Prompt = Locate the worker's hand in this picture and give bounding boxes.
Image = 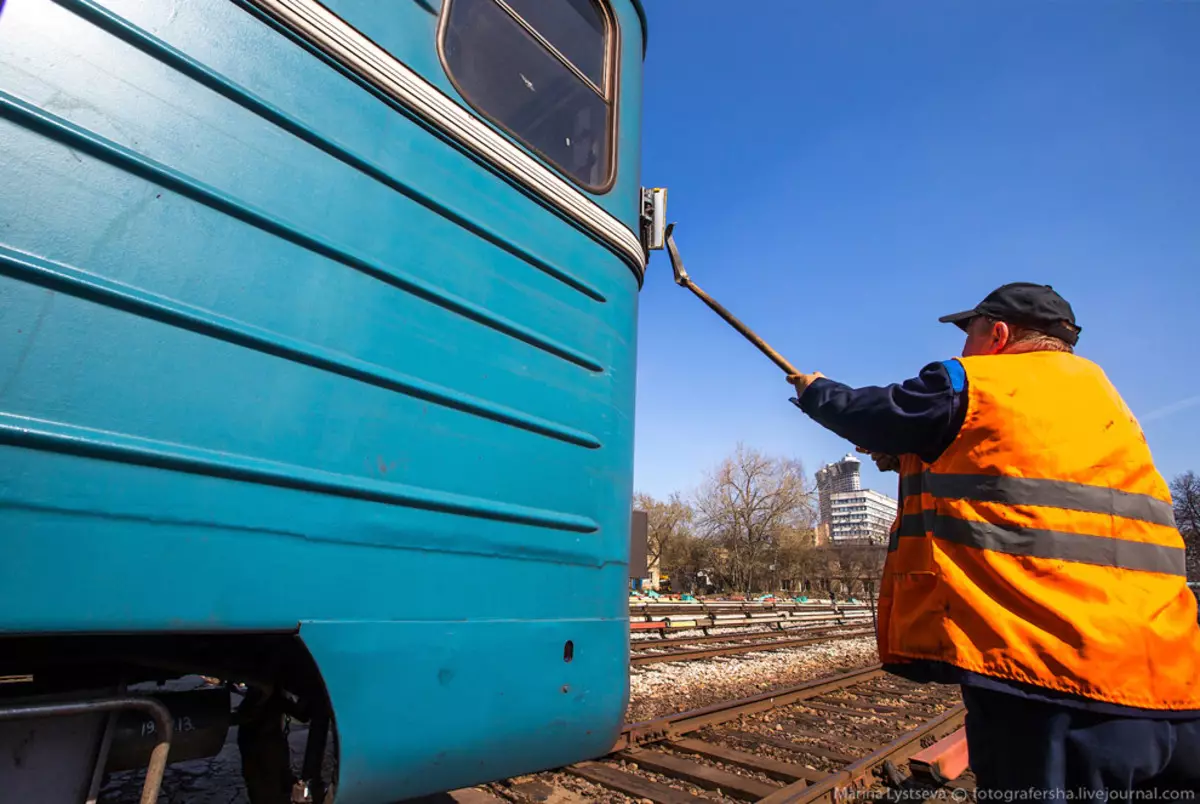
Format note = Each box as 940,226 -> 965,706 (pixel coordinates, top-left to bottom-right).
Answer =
787,372 -> 825,398
856,446 -> 900,473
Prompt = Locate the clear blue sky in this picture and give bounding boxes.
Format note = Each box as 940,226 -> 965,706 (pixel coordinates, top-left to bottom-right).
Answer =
631,2 -> 1200,502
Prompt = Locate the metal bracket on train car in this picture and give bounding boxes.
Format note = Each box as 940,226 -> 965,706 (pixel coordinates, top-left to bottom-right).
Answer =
639,187 -> 668,256
663,223 -> 802,377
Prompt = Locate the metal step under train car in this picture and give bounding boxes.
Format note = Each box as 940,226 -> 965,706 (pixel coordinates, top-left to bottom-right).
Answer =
0,0 -> 664,801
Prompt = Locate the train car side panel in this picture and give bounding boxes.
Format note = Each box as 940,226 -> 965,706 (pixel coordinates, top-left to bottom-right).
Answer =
0,0 -> 647,798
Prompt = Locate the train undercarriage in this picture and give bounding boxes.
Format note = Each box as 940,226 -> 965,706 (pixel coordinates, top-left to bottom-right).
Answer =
0,633 -> 337,804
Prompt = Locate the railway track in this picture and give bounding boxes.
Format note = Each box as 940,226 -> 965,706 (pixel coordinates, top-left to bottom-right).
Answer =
629,626 -> 874,666
628,602 -> 875,634
478,666 -> 972,803
628,602 -> 875,658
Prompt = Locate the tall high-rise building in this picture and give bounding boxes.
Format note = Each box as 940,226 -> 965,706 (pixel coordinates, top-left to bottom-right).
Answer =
816,454 -> 862,522
815,454 -> 897,546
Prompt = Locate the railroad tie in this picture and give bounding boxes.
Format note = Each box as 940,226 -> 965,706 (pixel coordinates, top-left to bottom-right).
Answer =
720,730 -> 859,765
759,705 -> 969,804
795,700 -> 916,721
775,725 -> 887,752
617,749 -> 782,802
856,682 -> 931,698
668,737 -> 825,783
807,696 -> 916,715
566,761 -> 705,804
404,789 -> 506,803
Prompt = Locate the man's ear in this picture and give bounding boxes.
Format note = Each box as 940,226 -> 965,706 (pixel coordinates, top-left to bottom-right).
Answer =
991,320 -> 1011,354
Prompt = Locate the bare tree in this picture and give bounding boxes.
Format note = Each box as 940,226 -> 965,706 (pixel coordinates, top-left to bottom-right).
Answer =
633,491 -> 693,577
664,532 -> 716,595
775,525 -> 819,594
827,545 -> 886,599
1170,471 -> 1200,582
693,444 -> 817,595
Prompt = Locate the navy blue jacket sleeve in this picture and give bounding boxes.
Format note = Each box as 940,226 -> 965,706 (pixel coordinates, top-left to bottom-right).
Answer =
791,360 -> 968,464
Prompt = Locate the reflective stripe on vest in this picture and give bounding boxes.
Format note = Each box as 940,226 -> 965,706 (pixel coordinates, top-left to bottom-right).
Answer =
898,472 -> 1177,527
891,511 -> 1185,576
892,472 -> 1185,576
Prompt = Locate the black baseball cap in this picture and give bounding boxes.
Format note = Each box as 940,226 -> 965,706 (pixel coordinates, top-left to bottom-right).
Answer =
938,282 -> 1081,346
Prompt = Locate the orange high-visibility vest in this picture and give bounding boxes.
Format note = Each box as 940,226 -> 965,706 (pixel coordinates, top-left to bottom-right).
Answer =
877,351 -> 1200,710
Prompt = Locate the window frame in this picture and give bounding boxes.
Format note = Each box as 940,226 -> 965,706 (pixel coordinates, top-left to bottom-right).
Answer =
436,0 -> 622,194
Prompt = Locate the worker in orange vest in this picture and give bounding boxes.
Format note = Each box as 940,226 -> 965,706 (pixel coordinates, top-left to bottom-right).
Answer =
787,283 -> 1200,799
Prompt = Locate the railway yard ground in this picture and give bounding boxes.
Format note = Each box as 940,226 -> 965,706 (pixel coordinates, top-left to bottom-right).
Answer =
97,600 -> 976,804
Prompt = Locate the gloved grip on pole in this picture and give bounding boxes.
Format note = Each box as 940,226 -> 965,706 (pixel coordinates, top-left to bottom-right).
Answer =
664,223 -> 801,377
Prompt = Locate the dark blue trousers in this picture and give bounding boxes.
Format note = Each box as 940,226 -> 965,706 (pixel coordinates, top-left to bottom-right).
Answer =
962,686 -> 1200,801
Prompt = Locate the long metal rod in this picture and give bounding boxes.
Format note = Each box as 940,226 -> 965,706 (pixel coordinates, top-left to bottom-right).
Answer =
85,711 -> 119,804
664,224 -> 801,377
0,696 -> 174,804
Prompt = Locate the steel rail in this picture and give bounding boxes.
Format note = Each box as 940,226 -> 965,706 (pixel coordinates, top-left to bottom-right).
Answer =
630,630 -> 874,666
757,703 -> 968,803
630,623 -> 858,649
613,665 -> 885,751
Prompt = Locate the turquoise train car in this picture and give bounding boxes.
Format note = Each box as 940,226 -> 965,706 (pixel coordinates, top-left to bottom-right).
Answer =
0,0 -> 657,801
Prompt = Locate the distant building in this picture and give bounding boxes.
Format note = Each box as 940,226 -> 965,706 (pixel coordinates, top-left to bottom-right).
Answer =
829,489 -> 898,546
816,454 -> 862,521
816,454 -> 898,546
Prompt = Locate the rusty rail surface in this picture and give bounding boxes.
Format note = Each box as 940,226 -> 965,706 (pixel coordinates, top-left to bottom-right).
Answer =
758,705 -> 967,803
631,623 -> 854,649
909,726 -> 970,784
614,665 -> 885,752
457,665 -> 970,803
597,666 -> 966,801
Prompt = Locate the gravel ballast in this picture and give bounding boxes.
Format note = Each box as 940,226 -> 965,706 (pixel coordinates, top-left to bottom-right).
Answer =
626,635 -> 880,722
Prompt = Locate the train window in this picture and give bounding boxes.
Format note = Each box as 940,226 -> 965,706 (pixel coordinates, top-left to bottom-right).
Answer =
501,0 -> 607,88
440,0 -> 616,191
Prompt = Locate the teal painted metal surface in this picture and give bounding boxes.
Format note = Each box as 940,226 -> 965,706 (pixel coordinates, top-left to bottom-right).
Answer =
0,0 -> 645,800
